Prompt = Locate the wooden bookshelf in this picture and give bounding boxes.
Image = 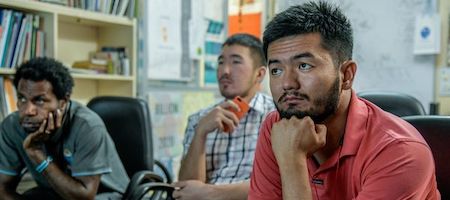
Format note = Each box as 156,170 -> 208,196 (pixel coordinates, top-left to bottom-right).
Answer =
436,0 -> 450,115
0,0 -> 137,105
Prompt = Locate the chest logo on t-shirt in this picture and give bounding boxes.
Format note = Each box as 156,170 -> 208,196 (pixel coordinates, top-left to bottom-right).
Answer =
63,148 -> 73,166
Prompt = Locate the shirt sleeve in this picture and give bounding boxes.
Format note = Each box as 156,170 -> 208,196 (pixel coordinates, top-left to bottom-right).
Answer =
0,119 -> 24,176
181,113 -> 200,157
70,123 -> 113,177
355,140 -> 439,200
248,112 -> 283,200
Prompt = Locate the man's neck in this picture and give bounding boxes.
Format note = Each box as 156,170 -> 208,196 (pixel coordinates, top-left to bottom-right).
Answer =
313,90 -> 352,165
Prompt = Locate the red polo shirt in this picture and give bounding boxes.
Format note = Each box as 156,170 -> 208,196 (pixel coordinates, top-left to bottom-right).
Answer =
249,91 -> 440,200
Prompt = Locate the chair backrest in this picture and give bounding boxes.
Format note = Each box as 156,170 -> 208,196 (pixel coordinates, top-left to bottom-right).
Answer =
402,115 -> 450,199
358,91 -> 426,117
87,96 -> 154,177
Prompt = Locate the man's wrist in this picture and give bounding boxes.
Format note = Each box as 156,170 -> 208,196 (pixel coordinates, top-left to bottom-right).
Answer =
35,156 -> 53,173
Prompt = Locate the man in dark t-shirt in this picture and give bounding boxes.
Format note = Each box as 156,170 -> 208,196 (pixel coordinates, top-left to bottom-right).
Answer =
0,57 -> 129,199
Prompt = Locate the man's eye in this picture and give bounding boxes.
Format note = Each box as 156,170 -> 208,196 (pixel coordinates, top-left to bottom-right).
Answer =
218,60 -> 223,65
299,63 -> 312,70
232,60 -> 242,64
18,97 -> 26,103
35,99 -> 45,105
270,68 -> 283,76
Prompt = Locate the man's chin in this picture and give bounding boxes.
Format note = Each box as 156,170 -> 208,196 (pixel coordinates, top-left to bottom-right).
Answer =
22,126 -> 39,133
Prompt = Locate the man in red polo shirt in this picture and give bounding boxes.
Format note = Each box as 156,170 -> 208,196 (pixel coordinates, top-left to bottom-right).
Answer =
248,1 -> 440,199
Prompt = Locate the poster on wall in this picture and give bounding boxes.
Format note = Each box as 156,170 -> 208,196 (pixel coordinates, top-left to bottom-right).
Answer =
148,91 -> 216,179
202,0 -> 226,87
146,0 -> 184,81
228,0 -> 263,38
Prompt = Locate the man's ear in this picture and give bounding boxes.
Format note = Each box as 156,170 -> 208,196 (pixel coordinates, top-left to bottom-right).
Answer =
255,66 -> 266,84
340,60 -> 357,90
58,94 -> 70,110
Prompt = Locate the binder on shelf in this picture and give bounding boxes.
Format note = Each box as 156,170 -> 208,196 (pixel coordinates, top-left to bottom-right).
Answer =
5,12 -> 23,68
0,76 -> 5,121
0,10 -> 12,67
3,77 -> 17,114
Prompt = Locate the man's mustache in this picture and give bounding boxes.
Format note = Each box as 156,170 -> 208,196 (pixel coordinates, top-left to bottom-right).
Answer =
278,91 -> 310,103
219,74 -> 231,82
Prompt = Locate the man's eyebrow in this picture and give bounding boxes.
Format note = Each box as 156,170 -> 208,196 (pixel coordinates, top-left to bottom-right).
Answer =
230,54 -> 243,59
268,52 -> 315,66
267,59 -> 280,66
292,52 -> 314,60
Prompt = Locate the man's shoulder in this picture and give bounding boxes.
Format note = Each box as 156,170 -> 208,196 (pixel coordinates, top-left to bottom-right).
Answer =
358,99 -> 427,150
252,93 -> 275,113
0,112 -> 23,139
187,102 -> 221,120
69,100 -> 105,128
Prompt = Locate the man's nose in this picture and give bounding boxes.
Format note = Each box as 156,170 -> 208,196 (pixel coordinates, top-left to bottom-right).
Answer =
222,63 -> 232,74
282,68 -> 300,90
22,102 -> 37,116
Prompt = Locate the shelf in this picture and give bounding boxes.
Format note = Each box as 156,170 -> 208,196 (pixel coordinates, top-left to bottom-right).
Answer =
0,0 -> 137,103
0,0 -> 135,26
72,73 -> 134,81
0,68 -> 15,75
0,68 -> 133,81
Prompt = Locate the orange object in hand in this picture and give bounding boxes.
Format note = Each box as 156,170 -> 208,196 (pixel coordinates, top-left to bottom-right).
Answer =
223,96 -> 250,132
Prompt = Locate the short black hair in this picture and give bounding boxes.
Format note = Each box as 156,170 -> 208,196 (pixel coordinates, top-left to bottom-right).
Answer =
14,57 -> 74,100
263,1 -> 353,66
223,33 -> 266,68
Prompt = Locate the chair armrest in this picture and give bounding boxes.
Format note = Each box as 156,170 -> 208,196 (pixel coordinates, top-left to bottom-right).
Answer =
130,182 -> 175,200
154,160 -> 173,183
123,170 -> 165,200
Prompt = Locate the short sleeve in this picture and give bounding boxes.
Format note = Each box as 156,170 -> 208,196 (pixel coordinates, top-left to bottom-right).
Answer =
181,113 -> 201,157
0,118 -> 24,176
355,140 -> 439,200
249,111 -> 282,200
70,123 -> 112,177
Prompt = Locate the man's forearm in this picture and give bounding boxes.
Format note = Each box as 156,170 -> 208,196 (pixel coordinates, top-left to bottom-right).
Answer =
42,163 -> 97,199
0,189 -> 25,200
209,181 -> 249,200
179,131 -> 207,181
279,156 -> 312,200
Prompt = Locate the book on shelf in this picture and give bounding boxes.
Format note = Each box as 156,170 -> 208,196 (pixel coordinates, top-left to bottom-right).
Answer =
3,77 -> 17,114
0,76 -> 4,121
70,47 -> 130,76
35,0 -> 139,18
72,59 -> 109,74
0,9 -> 44,68
98,47 -> 130,75
0,77 -> 17,121
0,10 -> 12,67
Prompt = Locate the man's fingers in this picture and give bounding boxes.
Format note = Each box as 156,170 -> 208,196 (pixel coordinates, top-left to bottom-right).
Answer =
315,124 -> 327,146
46,112 -> 54,133
173,181 -> 186,188
55,108 -> 63,128
37,119 -> 47,134
222,109 -> 239,125
222,99 -> 240,112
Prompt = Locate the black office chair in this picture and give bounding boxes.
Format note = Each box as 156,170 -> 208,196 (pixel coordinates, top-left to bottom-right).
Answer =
402,115 -> 450,199
358,91 -> 426,117
87,96 -> 174,200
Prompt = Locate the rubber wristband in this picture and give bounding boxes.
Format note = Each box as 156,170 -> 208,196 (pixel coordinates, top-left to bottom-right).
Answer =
35,156 -> 53,173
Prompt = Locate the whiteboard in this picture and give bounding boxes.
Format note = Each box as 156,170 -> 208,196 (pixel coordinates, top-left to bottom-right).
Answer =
276,0 -> 435,113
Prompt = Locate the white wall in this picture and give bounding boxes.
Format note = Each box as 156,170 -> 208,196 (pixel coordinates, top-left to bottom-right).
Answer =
275,0 -> 436,113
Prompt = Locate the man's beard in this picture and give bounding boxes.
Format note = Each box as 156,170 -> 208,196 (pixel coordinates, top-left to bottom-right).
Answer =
21,122 -> 42,134
275,76 -> 340,123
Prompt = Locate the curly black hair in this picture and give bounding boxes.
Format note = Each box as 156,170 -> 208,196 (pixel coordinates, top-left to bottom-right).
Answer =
223,33 -> 266,68
13,57 -> 74,100
263,1 -> 353,67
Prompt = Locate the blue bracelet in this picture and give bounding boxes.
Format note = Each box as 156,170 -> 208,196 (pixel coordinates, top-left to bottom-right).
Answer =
35,156 -> 53,173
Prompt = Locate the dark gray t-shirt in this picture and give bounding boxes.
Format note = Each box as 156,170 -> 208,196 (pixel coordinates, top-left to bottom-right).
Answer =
0,101 -> 129,193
